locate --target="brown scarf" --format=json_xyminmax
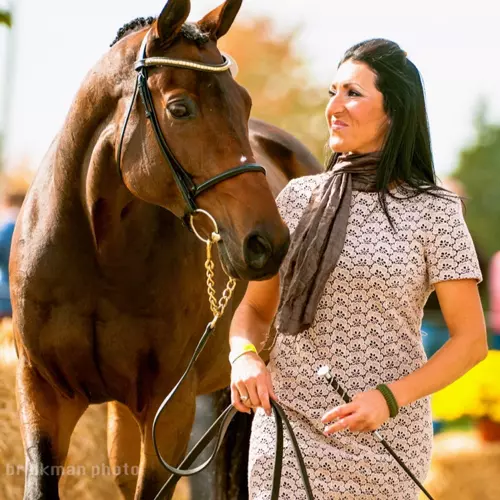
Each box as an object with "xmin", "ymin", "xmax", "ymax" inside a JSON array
[{"xmin": 275, "ymin": 152, "xmax": 380, "ymax": 335}]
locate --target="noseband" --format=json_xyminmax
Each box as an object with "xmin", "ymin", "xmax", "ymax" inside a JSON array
[{"xmin": 116, "ymin": 28, "xmax": 266, "ymax": 215}]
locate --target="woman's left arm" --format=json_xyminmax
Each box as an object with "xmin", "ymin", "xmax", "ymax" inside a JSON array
[
  {"xmin": 388, "ymin": 278, "xmax": 487, "ymax": 406},
  {"xmin": 323, "ymin": 278, "xmax": 487, "ymax": 434}
]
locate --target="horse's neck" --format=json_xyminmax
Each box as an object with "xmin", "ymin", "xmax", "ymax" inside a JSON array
[{"xmin": 50, "ymin": 50, "xmax": 151, "ymax": 261}]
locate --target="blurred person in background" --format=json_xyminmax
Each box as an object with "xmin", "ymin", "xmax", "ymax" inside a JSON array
[
  {"xmin": 0, "ymin": 191, "xmax": 24, "ymax": 317},
  {"xmin": 489, "ymin": 251, "xmax": 500, "ymax": 348},
  {"xmin": 228, "ymin": 38, "xmax": 487, "ymax": 499}
]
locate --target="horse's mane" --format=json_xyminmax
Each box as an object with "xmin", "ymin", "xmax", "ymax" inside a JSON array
[{"xmin": 110, "ymin": 16, "xmax": 211, "ymax": 47}]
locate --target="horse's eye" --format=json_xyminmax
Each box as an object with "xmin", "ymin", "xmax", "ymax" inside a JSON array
[{"xmin": 167, "ymin": 102, "xmax": 190, "ymax": 119}]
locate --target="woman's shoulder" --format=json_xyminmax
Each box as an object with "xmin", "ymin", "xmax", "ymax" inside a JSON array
[
  {"xmin": 277, "ymin": 172, "xmax": 328, "ymax": 207},
  {"xmin": 286, "ymin": 171, "xmax": 329, "ymax": 192},
  {"xmin": 392, "ymin": 184, "xmax": 462, "ymax": 210}
]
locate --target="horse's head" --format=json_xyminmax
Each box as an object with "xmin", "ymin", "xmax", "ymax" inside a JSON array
[{"xmin": 114, "ymin": 0, "xmax": 289, "ymax": 280}]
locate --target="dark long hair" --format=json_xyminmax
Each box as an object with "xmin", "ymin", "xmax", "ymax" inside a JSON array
[{"xmin": 327, "ymin": 38, "xmax": 449, "ymax": 222}]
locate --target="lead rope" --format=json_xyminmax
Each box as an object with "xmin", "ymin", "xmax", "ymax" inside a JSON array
[{"xmin": 152, "ymin": 210, "xmax": 313, "ymax": 500}]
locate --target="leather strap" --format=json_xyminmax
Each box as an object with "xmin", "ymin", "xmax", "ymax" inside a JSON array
[{"xmin": 152, "ymin": 322, "xmax": 314, "ymax": 500}]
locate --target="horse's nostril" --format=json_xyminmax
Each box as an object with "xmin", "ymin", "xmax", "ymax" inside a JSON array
[{"xmin": 244, "ymin": 233, "xmax": 273, "ymax": 270}]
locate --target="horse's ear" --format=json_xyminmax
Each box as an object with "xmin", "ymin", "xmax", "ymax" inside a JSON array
[
  {"xmin": 155, "ymin": 0, "xmax": 191, "ymax": 45},
  {"xmin": 198, "ymin": 0, "xmax": 242, "ymax": 40}
]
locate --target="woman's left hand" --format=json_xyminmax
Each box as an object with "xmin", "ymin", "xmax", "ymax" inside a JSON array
[{"xmin": 321, "ymin": 389, "xmax": 390, "ymax": 434}]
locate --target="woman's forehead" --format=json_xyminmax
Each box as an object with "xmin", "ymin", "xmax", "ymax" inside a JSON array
[{"xmin": 331, "ymin": 60, "xmax": 377, "ymax": 89}]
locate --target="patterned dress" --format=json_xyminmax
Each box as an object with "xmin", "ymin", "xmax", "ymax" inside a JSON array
[{"xmin": 248, "ymin": 173, "xmax": 482, "ymax": 499}]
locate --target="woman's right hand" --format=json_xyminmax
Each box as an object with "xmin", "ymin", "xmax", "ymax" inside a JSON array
[{"xmin": 230, "ymin": 352, "xmax": 277, "ymax": 416}]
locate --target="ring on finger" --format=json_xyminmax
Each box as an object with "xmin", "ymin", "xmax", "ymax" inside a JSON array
[{"xmin": 240, "ymin": 395, "xmax": 249, "ymax": 402}]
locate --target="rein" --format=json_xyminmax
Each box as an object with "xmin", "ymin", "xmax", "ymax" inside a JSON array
[{"xmin": 152, "ymin": 210, "xmax": 313, "ymax": 500}]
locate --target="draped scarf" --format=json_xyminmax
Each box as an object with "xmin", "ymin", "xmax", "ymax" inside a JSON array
[{"xmin": 275, "ymin": 152, "xmax": 381, "ymax": 335}]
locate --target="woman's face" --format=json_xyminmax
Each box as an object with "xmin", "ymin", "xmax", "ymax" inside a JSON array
[{"xmin": 326, "ymin": 60, "xmax": 389, "ymax": 154}]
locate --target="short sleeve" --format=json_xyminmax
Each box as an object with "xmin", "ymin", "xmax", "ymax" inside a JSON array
[
  {"xmin": 425, "ymin": 195, "xmax": 482, "ymax": 286},
  {"xmin": 275, "ymin": 181, "xmax": 295, "ymax": 220},
  {"xmin": 274, "ymin": 174, "xmax": 326, "ymax": 235}
]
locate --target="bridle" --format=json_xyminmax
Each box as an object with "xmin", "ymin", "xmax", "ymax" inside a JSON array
[{"xmin": 116, "ymin": 28, "xmax": 266, "ymax": 216}]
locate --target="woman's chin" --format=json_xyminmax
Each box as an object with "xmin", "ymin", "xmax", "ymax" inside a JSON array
[{"xmin": 329, "ymin": 137, "xmax": 350, "ymax": 153}]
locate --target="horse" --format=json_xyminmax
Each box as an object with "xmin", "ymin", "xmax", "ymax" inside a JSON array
[{"xmin": 10, "ymin": 1, "xmax": 323, "ymax": 499}]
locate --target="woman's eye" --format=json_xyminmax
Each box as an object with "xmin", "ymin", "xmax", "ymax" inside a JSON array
[
  {"xmin": 348, "ymin": 90, "xmax": 361, "ymax": 97},
  {"xmin": 167, "ymin": 102, "xmax": 190, "ymax": 118},
  {"xmin": 328, "ymin": 90, "xmax": 336, "ymax": 97}
]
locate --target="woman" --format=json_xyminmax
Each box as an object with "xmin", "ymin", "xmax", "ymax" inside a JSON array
[{"xmin": 229, "ymin": 38, "xmax": 487, "ymax": 499}]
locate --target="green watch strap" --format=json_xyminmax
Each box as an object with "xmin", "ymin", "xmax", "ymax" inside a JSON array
[{"xmin": 376, "ymin": 384, "xmax": 399, "ymax": 418}]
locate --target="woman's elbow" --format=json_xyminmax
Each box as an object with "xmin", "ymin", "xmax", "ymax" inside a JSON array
[{"xmin": 472, "ymin": 333, "xmax": 488, "ymax": 364}]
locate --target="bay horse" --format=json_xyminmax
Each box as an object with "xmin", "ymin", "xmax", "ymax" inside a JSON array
[{"xmin": 10, "ymin": 1, "xmax": 322, "ymax": 499}]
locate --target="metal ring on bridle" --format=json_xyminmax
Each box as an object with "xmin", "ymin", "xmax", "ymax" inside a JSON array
[{"xmin": 189, "ymin": 209, "xmax": 221, "ymax": 244}]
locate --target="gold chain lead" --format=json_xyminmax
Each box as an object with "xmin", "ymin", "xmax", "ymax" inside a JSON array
[{"xmin": 205, "ymin": 235, "xmax": 237, "ymax": 328}]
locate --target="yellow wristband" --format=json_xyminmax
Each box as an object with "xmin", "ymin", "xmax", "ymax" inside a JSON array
[{"xmin": 229, "ymin": 343, "xmax": 258, "ymax": 365}]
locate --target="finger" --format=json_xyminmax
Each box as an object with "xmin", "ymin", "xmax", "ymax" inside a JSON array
[
  {"xmin": 257, "ymin": 383, "xmax": 272, "ymax": 416},
  {"xmin": 267, "ymin": 373, "xmax": 278, "ymax": 402},
  {"xmin": 362, "ymin": 421, "xmax": 380, "ymax": 432},
  {"xmin": 235, "ymin": 380, "xmax": 260, "ymax": 408},
  {"xmin": 231, "ymin": 385, "xmax": 251, "ymax": 414},
  {"xmin": 235, "ymin": 380, "xmax": 250, "ymax": 401},
  {"xmin": 324, "ymin": 415, "xmax": 359, "ymax": 435},
  {"xmin": 246, "ymin": 382, "xmax": 262, "ymax": 408},
  {"xmin": 321, "ymin": 402, "xmax": 357, "ymax": 424}
]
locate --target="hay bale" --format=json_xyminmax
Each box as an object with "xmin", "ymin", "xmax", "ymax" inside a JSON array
[
  {"xmin": 423, "ymin": 431, "xmax": 500, "ymax": 500},
  {"xmin": 0, "ymin": 319, "xmax": 190, "ymax": 499}
]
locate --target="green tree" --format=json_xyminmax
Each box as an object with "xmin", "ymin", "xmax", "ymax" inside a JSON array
[
  {"xmin": 1, "ymin": 6, "xmax": 13, "ymax": 172},
  {"xmin": 0, "ymin": 9, "xmax": 12, "ymax": 28},
  {"xmin": 453, "ymin": 103, "xmax": 500, "ymax": 259}
]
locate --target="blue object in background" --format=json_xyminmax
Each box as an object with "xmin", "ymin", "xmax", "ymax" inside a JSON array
[
  {"xmin": 421, "ymin": 317, "xmax": 449, "ymax": 359},
  {"xmin": 0, "ymin": 220, "xmax": 16, "ymax": 317},
  {"xmin": 490, "ymin": 334, "xmax": 500, "ymax": 350},
  {"xmin": 421, "ymin": 316, "xmax": 450, "ymax": 434}
]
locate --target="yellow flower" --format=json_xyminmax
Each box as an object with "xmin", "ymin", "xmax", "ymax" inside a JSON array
[{"xmin": 431, "ymin": 350, "xmax": 500, "ymax": 422}]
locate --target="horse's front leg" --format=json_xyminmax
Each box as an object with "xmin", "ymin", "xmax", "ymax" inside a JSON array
[
  {"xmin": 107, "ymin": 401, "xmax": 141, "ymax": 499},
  {"xmin": 134, "ymin": 371, "xmax": 197, "ymax": 500},
  {"xmin": 16, "ymin": 355, "xmax": 88, "ymax": 500}
]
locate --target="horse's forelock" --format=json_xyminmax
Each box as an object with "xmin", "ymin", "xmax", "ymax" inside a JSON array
[
  {"xmin": 180, "ymin": 23, "xmax": 211, "ymax": 46},
  {"xmin": 110, "ymin": 17, "xmax": 211, "ymax": 48}
]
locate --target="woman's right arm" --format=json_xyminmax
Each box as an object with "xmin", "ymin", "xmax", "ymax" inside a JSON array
[{"xmin": 229, "ymin": 274, "xmax": 280, "ymax": 416}]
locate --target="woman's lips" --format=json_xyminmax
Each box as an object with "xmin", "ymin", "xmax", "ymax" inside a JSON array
[{"xmin": 331, "ymin": 120, "xmax": 348, "ymax": 131}]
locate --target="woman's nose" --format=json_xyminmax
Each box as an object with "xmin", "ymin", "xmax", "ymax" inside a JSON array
[{"xmin": 326, "ymin": 95, "xmax": 345, "ymax": 121}]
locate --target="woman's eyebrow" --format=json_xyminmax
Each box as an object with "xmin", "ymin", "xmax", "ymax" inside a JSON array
[{"xmin": 330, "ymin": 81, "xmax": 365, "ymax": 91}]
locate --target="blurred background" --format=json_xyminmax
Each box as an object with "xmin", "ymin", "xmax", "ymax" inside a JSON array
[{"xmin": 1, "ymin": 0, "xmax": 500, "ymax": 499}]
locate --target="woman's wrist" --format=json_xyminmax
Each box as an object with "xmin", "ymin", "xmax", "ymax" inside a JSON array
[
  {"xmin": 230, "ymin": 333, "xmax": 264, "ymax": 353},
  {"xmin": 229, "ymin": 342, "xmax": 258, "ymax": 365},
  {"xmin": 386, "ymin": 380, "xmax": 412, "ymax": 408}
]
